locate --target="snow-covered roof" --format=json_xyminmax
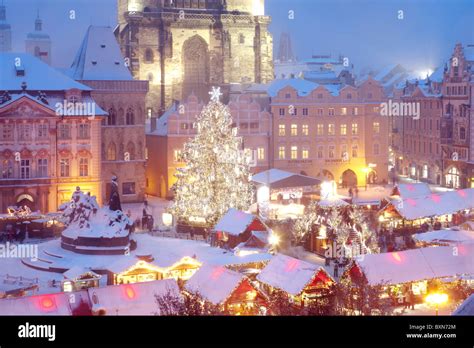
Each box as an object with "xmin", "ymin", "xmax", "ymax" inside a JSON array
[
  {"xmin": 252, "ymin": 169, "xmax": 321, "ymax": 189},
  {"xmin": 413, "ymin": 229, "xmax": 474, "ymax": 244},
  {"xmin": 0, "ymin": 293, "xmax": 72, "ymax": 315},
  {"xmin": 391, "ymin": 183, "xmax": 432, "ymax": 199},
  {"xmin": 318, "ymin": 198, "xmax": 349, "ymax": 207},
  {"xmin": 0, "ymin": 53, "xmax": 92, "ymax": 91},
  {"xmin": 387, "ymin": 188, "xmax": 474, "ymax": 220},
  {"xmin": 354, "ymin": 245, "xmax": 474, "ymax": 286},
  {"xmin": 267, "ymin": 78, "xmax": 319, "ymax": 97},
  {"xmin": 146, "ymin": 103, "xmax": 177, "ymax": 136},
  {"xmin": 453, "ymin": 294, "xmax": 474, "ymax": 316},
  {"xmin": 429, "ymin": 66, "xmax": 444, "ymax": 83},
  {"xmin": 213, "ymin": 208, "xmax": 259, "ymax": 236},
  {"xmin": 63, "ymin": 266, "xmax": 101, "ymax": 281},
  {"xmin": 257, "ymin": 254, "xmax": 333, "ymax": 296},
  {"xmin": 67, "ymin": 26, "xmax": 133, "ymax": 81},
  {"xmin": 185, "ymin": 264, "xmax": 246, "ymax": 305},
  {"xmin": 88, "ymin": 279, "xmax": 181, "ymax": 315}
]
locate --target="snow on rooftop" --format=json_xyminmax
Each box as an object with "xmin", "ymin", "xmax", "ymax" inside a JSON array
[
  {"xmin": 355, "ymin": 245, "xmax": 474, "ymax": 286},
  {"xmin": 68, "ymin": 26, "xmax": 133, "ymax": 81},
  {"xmin": 213, "ymin": 208, "xmax": 259, "ymax": 236},
  {"xmin": 185, "ymin": 264, "xmax": 245, "ymax": 305},
  {"xmin": 453, "ymin": 294, "xmax": 474, "ymax": 315},
  {"xmin": 413, "ymin": 229, "xmax": 474, "ymax": 244},
  {"xmin": 257, "ymin": 254, "xmax": 331, "ymax": 296},
  {"xmin": 0, "ymin": 53, "xmax": 92, "ymax": 91},
  {"xmin": 63, "ymin": 266, "xmax": 100, "ymax": 281},
  {"xmin": 389, "ymin": 188, "xmax": 474, "ymax": 220},
  {"xmin": 88, "ymin": 279, "xmax": 181, "ymax": 315},
  {"xmin": 267, "ymin": 78, "xmax": 321, "ymax": 97},
  {"xmin": 391, "ymin": 183, "xmax": 432, "ymax": 199},
  {"xmin": 0, "ymin": 293, "xmax": 72, "ymax": 315},
  {"xmin": 251, "ymin": 169, "xmax": 294, "ymax": 185}
]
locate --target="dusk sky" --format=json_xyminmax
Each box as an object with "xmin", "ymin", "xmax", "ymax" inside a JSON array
[{"xmin": 3, "ymin": 0, "xmax": 474, "ymax": 73}]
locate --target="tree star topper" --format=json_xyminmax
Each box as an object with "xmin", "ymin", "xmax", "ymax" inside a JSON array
[{"xmin": 209, "ymin": 86, "xmax": 223, "ymax": 102}]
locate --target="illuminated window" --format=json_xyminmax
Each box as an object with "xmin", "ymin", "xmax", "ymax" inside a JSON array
[
  {"xmin": 328, "ymin": 108, "xmax": 335, "ymax": 116},
  {"xmin": 79, "ymin": 158, "xmax": 89, "ymax": 177},
  {"xmin": 291, "ymin": 124, "xmax": 298, "ymax": 136},
  {"xmin": 107, "ymin": 143, "xmax": 117, "ymax": 161},
  {"xmin": 278, "ymin": 146, "xmax": 285, "ymax": 159},
  {"xmin": 78, "ymin": 123, "xmax": 90, "ymax": 139},
  {"xmin": 340, "ymin": 124, "xmax": 347, "ymax": 135},
  {"xmin": 317, "ymin": 124, "xmax": 324, "ymax": 136},
  {"xmin": 257, "ymin": 147, "xmax": 265, "ymax": 160},
  {"xmin": 302, "ymin": 146, "xmax": 309, "ymax": 159},
  {"xmin": 373, "ymin": 122, "xmax": 380, "ymax": 134},
  {"xmin": 291, "ymin": 146, "xmax": 298, "ymax": 159},
  {"xmin": 302, "ymin": 124, "xmax": 309, "ymax": 136},
  {"xmin": 174, "ymin": 149, "xmax": 182, "ymax": 162},
  {"xmin": 279, "ymin": 124, "xmax": 286, "ymax": 136},
  {"xmin": 341, "ymin": 145, "xmax": 348, "ymax": 160},
  {"xmin": 340, "ymin": 107, "xmax": 347, "ymax": 115},
  {"xmin": 60, "ymin": 159, "xmax": 70, "ymax": 177},
  {"xmin": 353, "ymin": 107, "xmax": 358, "ymax": 116},
  {"xmin": 352, "ymin": 123, "xmax": 358, "ymax": 135},
  {"xmin": 328, "ymin": 124, "xmax": 335, "ymax": 136}
]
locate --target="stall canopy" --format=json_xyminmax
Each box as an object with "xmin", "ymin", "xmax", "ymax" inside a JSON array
[
  {"xmin": 382, "ymin": 188, "xmax": 474, "ymax": 220},
  {"xmin": 87, "ymin": 279, "xmax": 181, "ymax": 315},
  {"xmin": 413, "ymin": 229, "xmax": 474, "ymax": 245},
  {"xmin": 252, "ymin": 169, "xmax": 321, "ymax": 189},
  {"xmin": 185, "ymin": 264, "xmax": 251, "ymax": 305},
  {"xmin": 0, "ymin": 292, "xmax": 72, "ymax": 315},
  {"xmin": 453, "ymin": 294, "xmax": 474, "ymax": 316},
  {"xmin": 256, "ymin": 254, "xmax": 334, "ymax": 296},
  {"xmin": 351, "ymin": 244, "xmax": 474, "ymax": 286},
  {"xmin": 213, "ymin": 209, "xmax": 267, "ymax": 236}
]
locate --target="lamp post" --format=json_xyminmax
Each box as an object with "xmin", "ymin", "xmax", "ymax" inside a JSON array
[{"xmin": 425, "ymin": 292, "xmax": 448, "ymax": 316}]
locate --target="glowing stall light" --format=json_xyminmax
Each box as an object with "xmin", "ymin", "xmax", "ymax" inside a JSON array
[
  {"xmin": 321, "ymin": 181, "xmax": 337, "ymax": 199},
  {"xmin": 124, "ymin": 285, "xmax": 137, "ymax": 300},
  {"xmin": 318, "ymin": 225, "xmax": 327, "ymax": 239},
  {"xmin": 425, "ymin": 292, "xmax": 448, "ymax": 316},
  {"xmin": 162, "ymin": 212, "xmax": 173, "ymax": 227},
  {"xmin": 35, "ymin": 295, "xmax": 56, "ymax": 312},
  {"xmin": 268, "ymin": 232, "xmax": 280, "ymax": 246},
  {"xmin": 257, "ymin": 185, "xmax": 270, "ymax": 204}
]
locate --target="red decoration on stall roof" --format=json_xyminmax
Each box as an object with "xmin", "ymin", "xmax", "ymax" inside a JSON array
[
  {"xmin": 211, "ymin": 266, "xmax": 226, "ymax": 280},
  {"xmin": 457, "ymin": 190, "xmax": 466, "ymax": 198},
  {"xmin": 124, "ymin": 285, "xmax": 136, "ymax": 300},
  {"xmin": 285, "ymin": 258, "xmax": 300, "ymax": 272},
  {"xmin": 390, "ymin": 252, "xmax": 402, "ymax": 263},
  {"xmin": 406, "ymin": 198, "xmax": 417, "ymax": 207},
  {"xmin": 430, "ymin": 194, "xmax": 441, "ymax": 203},
  {"xmin": 35, "ymin": 295, "xmax": 56, "ymax": 312}
]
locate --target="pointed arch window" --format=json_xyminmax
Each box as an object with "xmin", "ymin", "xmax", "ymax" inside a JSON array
[
  {"xmin": 107, "ymin": 143, "xmax": 117, "ymax": 161},
  {"xmin": 108, "ymin": 108, "xmax": 117, "ymax": 125},
  {"xmin": 126, "ymin": 142, "xmax": 136, "ymax": 160},
  {"xmin": 126, "ymin": 108, "xmax": 135, "ymax": 125}
]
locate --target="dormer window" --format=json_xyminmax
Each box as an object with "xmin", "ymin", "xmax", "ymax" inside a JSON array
[
  {"xmin": 92, "ymin": 61, "xmax": 97, "ymax": 65},
  {"xmin": 101, "ymin": 44, "xmax": 106, "ymax": 48}
]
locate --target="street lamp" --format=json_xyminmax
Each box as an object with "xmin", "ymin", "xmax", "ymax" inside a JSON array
[{"xmin": 425, "ymin": 292, "xmax": 448, "ymax": 316}]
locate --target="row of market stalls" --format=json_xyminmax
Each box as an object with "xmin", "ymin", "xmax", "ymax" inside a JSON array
[
  {"xmin": 378, "ymin": 183, "xmax": 474, "ymax": 233},
  {"xmin": 344, "ymin": 244, "xmax": 474, "ymax": 304},
  {"xmin": 0, "ymin": 252, "xmax": 336, "ymax": 316}
]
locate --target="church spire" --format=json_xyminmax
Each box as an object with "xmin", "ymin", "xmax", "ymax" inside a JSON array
[
  {"xmin": 0, "ymin": 0, "xmax": 7, "ymax": 22},
  {"xmin": 35, "ymin": 9, "xmax": 42, "ymax": 31}
]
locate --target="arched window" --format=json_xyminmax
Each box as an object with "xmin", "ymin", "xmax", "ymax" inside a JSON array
[
  {"xmin": 107, "ymin": 108, "xmax": 117, "ymax": 125},
  {"xmin": 147, "ymin": 73, "xmax": 154, "ymax": 83},
  {"xmin": 118, "ymin": 108, "xmax": 125, "ymax": 125},
  {"xmin": 126, "ymin": 142, "xmax": 136, "ymax": 161},
  {"xmin": 126, "ymin": 108, "xmax": 135, "ymax": 125},
  {"xmin": 107, "ymin": 143, "xmax": 117, "ymax": 161},
  {"xmin": 34, "ymin": 46, "xmax": 41, "ymax": 57},
  {"xmin": 460, "ymin": 127, "xmax": 466, "ymax": 140},
  {"xmin": 138, "ymin": 141, "xmax": 143, "ymax": 159},
  {"xmin": 239, "ymin": 34, "xmax": 245, "ymax": 44},
  {"xmin": 145, "ymin": 48, "xmax": 154, "ymax": 63}
]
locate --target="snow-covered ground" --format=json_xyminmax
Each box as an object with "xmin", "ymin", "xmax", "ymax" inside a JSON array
[{"xmin": 122, "ymin": 195, "xmax": 172, "ymax": 228}]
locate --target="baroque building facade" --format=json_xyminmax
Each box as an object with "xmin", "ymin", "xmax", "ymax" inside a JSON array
[
  {"xmin": 67, "ymin": 26, "xmax": 149, "ymax": 203},
  {"xmin": 0, "ymin": 53, "xmax": 104, "ymax": 213},
  {"xmin": 115, "ymin": 0, "xmax": 273, "ymax": 115}
]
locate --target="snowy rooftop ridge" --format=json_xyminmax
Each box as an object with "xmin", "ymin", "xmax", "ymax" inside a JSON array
[
  {"xmin": 67, "ymin": 26, "xmax": 133, "ymax": 81},
  {"xmin": 213, "ymin": 208, "xmax": 260, "ymax": 236},
  {"xmin": 453, "ymin": 294, "xmax": 474, "ymax": 315},
  {"xmin": 257, "ymin": 254, "xmax": 333, "ymax": 296},
  {"xmin": 185, "ymin": 264, "xmax": 246, "ymax": 305},
  {"xmin": 0, "ymin": 53, "xmax": 92, "ymax": 91}
]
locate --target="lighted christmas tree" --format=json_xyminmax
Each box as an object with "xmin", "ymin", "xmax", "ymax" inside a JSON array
[{"xmin": 171, "ymin": 87, "xmax": 254, "ymax": 226}]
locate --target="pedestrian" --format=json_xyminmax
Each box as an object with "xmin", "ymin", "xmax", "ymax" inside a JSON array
[
  {"xmin": 348, "ymin": 187, "xmax": 353, "ymax": 198},
  {"xmin": 355, "ymin": 187, "xmax": 359, "ymax": 198},
  {"xmin": 408, "ymin": 288, "xmax": 415, "ymax": 310},
  {"xmin": 333, "ymin": 260, "xmax": 339, "ymax": 278}
]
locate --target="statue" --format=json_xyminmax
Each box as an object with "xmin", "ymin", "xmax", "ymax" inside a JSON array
[{"xmin": 109, "ymin": 176, "xmax": 122, "ymax": 212}]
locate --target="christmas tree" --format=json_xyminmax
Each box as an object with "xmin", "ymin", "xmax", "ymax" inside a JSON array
[{"xmin": 171, "ymin": 87, "xmax": 254, "ymax": 226}]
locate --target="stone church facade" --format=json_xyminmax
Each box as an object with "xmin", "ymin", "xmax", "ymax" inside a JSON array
[{"xmin": 115, "ymin": 0, "xmax": 273, "ymax": 115}]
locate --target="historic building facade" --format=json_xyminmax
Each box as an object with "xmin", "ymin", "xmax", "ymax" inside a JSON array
[
  {"xmin": 269, "ymin": 77, "xmax": 389, "ymax": 187},
  {"xmin": 115, "ymin": 0, "xmax": 273, "ymax": 115},
  {"xmin": 146, "ymin": 93, "xmax": 271, "ymax": 198},
  {"xmin": 392, "ymin": 43, "xmax": 474, "ymax": 189},
  {"xmin": 0, "ymin": 53, "xmax": 104, "ymax": 213},
  {"xmin": 25, "ymin": 13, "xmax": 52, "ymax": 65},
  {"xmin": 67, "ymin": 26, "xmax": 149, "ymax": 203},
  {"xmin": 391, "ymin": 79, "xmax": 444, "ymax": 185}
]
